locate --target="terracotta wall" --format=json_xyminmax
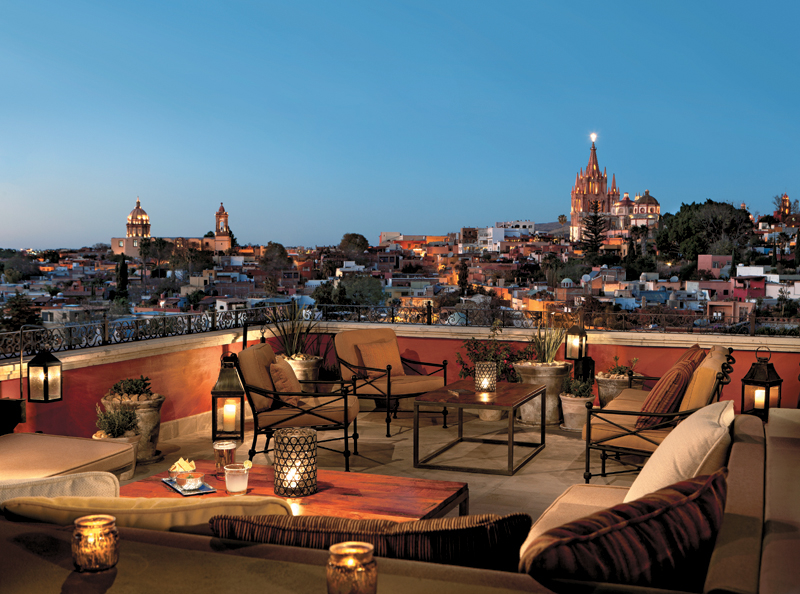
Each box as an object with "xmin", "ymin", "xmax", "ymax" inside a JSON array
[{"xmin": 4, "ymin": 332, "xmax": 798, "ymax": 437}]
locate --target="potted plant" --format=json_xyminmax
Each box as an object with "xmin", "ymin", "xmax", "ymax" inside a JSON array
[
  {"xmin": 101, "ymin": 376, "xmax": 165, "ymax": 464},
  {"xmin": 595, "ymin": 356, "xmax": 644, "ymax": 407},
  {"xmin": 93, "ymin": 403, "xmax": 141, "ymax": 478},
  {"xmin": 268, "ymin": 302, "xmax": 325, "ymax": 390},
  {"xmin": 559, "ymin": 376, "xmax": 595, "ymax": 432},
  {"xmin": 513, "ymin": 313, "xmax": 571, "ymax": 426}
]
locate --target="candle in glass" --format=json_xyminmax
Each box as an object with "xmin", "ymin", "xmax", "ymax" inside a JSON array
[
  {"xmin": 72, "ymin": 515, "xmax": 119, "ymax": 572},
  {"xmin": 754, "ymin": 388, "xmax": 766, "ymax": 409},
  {"xmin": 222, "ymin": 399, "xmax": 237, "ymax": 432},
  {"xmin": 326, "ymin": 541, "xmax": 377, "ymax": 594}
]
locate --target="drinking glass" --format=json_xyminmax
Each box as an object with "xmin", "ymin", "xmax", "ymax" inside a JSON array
[
  {"xmin": 224, "ymin": 463, "xmax": 249, "ymax": 495},
  {"xmin": 213, "ymin": 440, "xmax": 236, "ymax": 478}
]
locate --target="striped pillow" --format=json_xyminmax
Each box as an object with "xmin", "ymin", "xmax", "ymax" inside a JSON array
[
  {"xmin": 519, "ymin": 469, "xmax": 728, "ymax": 591},
  {"xmin": 210, "ymin": 513, "xmax": 532, "ymax": 571},
  {"xmin": 677, "ymin": 344, "xmax": 707, "ymax": 368},
  {"xmin": 636, "ymin": 360, "xmax": 695, "ymax": 429}
]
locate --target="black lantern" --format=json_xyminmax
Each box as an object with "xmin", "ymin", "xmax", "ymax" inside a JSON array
[
  {"xmin": 26, "ymin": 350, "xmax": 63, "ymax": 403},
  {"xmin": 565, "ymin": 325, "xmax": 587, "ymax": 361},
  {"xmin": 740, "ymin": 347, "xmax": 782, "ymax": 421},
  {"xmin": 211, "ymin": 353, "xmax": 246, "ymax": 442}
]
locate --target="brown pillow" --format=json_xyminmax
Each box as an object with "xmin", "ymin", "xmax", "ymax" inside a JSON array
[
  {"xmin": 520, "ymin": 468, "xmax": 728, "ymax": 591},
  {"xmin": 356, "ymin": 340, "xmax": 405, "ymax": 378},
  {"xmin": 269, "ymin": 357, "xmax": 303, "ymax": 407},
  {"xmin": 676, "ymin": 344, "xmax": 707, "ymax": 367},
  {"xmin": 636, "ymin": 360, "xmax": 695, "ymax": 429},
  {"xmin": 210, "ymin": 513, "xmax": 532, "ymax": 572}
]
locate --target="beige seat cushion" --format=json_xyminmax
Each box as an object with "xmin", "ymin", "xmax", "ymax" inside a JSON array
[
  {"xmin": 353, "ymin": 375, "xmax": 446, "ymax": 397},
  {"xmin": 334, "ymin": 328, "xmax": 401, "ymax": 380},
  {"xmin": 0, "ymin": 472, "xmax": 119, "ymax": 504},
  {"xmin": 238, "ymin": 343, "xmax": 278, "ymax": 412},
  {"xmin": 519, "ymin": 484, "xmax": 629, "ymax": 559},
  {"xmin": 1, "ymin": 495, "xmax": 292, "ymax": 531},
  {"xmin": 255, "ymin": 395, "xmax": 360, "ymax": 429},
  {"xmin": 624, "ymin": 400, "xmax": 734, "ymax": 502},
  {"xmin": 679, "ymin": 351, "xmax": 728, "ymax": 412},
  {"xmin": 582, "ymin": 389, "xmax": 671, "ymax": 452},
  {"xmin": 0, "ymin": 433, "xmax": 135, "ymax": 480}
]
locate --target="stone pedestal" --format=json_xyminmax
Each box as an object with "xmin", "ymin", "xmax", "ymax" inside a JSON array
[{"xmin": 513, "ymin": 362, "xmax": 571, "ymax": 426}]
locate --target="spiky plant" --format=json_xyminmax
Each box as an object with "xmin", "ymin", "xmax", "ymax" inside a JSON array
[
  {"xmin": 530, "ymin": 314, "xmax": 567, "ymax": 364},
  {"xmin": 268, "ymin": 301, "xmax": 320, "ymax": 358}
]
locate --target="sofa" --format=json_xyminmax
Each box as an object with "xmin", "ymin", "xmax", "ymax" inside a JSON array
[{"xmin": 1, "ymin": 409, "xmax": 798, "ymax": 593}]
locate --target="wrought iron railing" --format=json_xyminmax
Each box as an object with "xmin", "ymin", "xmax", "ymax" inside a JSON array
[{"xmin": 1, "ymin": 304, "xmax": 797, "ymax": 361}]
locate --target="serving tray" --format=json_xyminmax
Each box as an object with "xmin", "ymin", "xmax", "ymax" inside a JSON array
[{"xmin": 161, "ymin": 477, "xmax": 216, "ymax": 497}]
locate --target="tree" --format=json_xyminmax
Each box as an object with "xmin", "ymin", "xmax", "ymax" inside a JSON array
[
  {"xmin": 457, "ymin": 260, "xmax": 469, "ymax": 296},
  {"xmin": 338, "ymin": 233, "xmax": 370, "ymax": 260},
  {"xmin": 186, "ymin": 289, "xmax": 205, "ymax": 309},
  {"xmin": 109, "ymin": 297, "xmax": 131, "ymax": 319},
  {"xmin": 138, "ymin": 238, "xmax": 152, "ymax": 289},
  {"xmin": 151, "ymin": 238, "xmax": 173, "ymax": 279},
  {"xmin": 772, "ymin": 193, "xmax": 800, "ymax": 215},
  {"xmin": 116, "ymin": 259, "xmax": 129, "ymax": 298},
  {"xmin": 260, "ymin": 242, "xmax": 291, "ymax": 293},
  {"xmin": 3, "ymin": 268, "xmax": 23, "ymax": 284},
  {"xmin": 92, "ymin": 242, "xmax": 111, "ymax": 252},
  {"xmin": 339, "ymin": 275, "xmax": 384, "ymax": 305},
  {"xmin": 228, "ymin": 228, "xmax": 239, "ymax": 249},
  {"xmin": 558, "ymin": 214, "xmax": 567, "ymax": 228},
  {"xmin": 1, "ymin": 291, "xmax": 40, "ymax": 331},
  {"xmin": 204, "ymin": 231, "xmax": 214, "ymax": 237},
  {"xmin": 581, "ymin": 200, "xmax": 607, "ymax": 255},
  {"xmin": 795, "ymin": 236, "xmax": 800, "ymax": 268}
]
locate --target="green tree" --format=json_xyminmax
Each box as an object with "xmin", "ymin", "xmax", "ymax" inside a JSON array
[
  {"xmin": 340, "ymin": 275, "xmax": 384, "ymax": 305},
  {"xmin": 186, "ymin": 289, "xmax": 205, "ymax": 309},
  {"xmin": 228, "ymin": 228, "xmax": 239, "ymax": 249},
  {"xmin": 795, "ymin": 236, "xmax": 800, "ymax": 268},
  {"xmin": 108, "ymin": 297, "xmax": 131, "ymax": 319},
  {"xmin": 138, "ymin": 237, "xmax": 152, "ymax": 289},
  {"xmin": 339, "ymin": 233, "xmax": 369, "ymax": 256},
  {"xmin": 581, "ymin": 200, "xmax": 607, "ymax": 255},
  {"xmin": 3, "ymin": 268, "xmax": 23, "ymax": 284},
  {"xmin": 151, "ymin": 238, "xmax": 173, "ymax": 279},
  {"xmin": 558, "ymin": 214, "xmax": 567, "ymax": 228},
  {"xmin": 457, "ymin": 260, "xmax": 469, "ymax": 296},
  {"xmin": 2, "ymin": 291, "xmax": 41, "ymax": 331},
  {"xmin": 204, "ymin": 231, "xmax": 214, "ymax": 237},
  {"xmin": 260, "ymin": 241, "xmax": 291, "ymax": 293},
  {"xmin": 116, "ymin": 259, "xmax": 129, "ymax": 298}
]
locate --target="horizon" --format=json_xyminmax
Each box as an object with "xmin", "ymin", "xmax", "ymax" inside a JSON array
[{"xmin": 2, "ymin": 1, "xmax": 798, "ymax": 250}]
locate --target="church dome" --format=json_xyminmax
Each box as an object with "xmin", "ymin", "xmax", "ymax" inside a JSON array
[
  {"xmin": 636, "ymin": 190, "xmax": 659, "ymax": 206},
  {"xmin": 127, "ymin": 198, "xmax": 149, "ymax": 224}
]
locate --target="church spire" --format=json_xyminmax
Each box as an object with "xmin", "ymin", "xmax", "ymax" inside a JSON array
[{"xmin": 586, "ymin": 142, "xmax": 600, "ymax": 175}]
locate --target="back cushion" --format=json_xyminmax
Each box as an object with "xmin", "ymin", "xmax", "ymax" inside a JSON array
[
  {"xmin": 356, "ymin": 340, "xmax": 405, "ymax": 377},
  {"xmin": 636, "ymin": 360, "xmax": 695, "ymax": 429},
  {"xmin": 679, "ymin": 352, "xmax": 728, "ymax": 412},
  {"xmin": 238, "ymin": 344, "xmax": 278, "ymax": 413}
]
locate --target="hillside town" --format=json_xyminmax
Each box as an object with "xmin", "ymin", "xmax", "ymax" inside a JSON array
[{"xmin": 2, "ymin": 142, "xmax": 799, "ymax": 333}]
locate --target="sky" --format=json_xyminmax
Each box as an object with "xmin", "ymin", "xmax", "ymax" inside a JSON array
[{"xmin": 1, "ymin": 1, "xmax": 798, "ymax": 250}]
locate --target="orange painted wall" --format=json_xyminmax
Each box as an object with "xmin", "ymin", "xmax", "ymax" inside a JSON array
[{"xmin": 4, "ymin": 333, "xmax": 798, "ymax": 437}]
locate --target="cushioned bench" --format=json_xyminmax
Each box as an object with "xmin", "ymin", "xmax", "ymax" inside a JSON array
[{"xmin": 0, "ymin": 433, "xmax": 136, "ymax": 481}]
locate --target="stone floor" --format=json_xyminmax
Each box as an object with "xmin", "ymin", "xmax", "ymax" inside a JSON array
[{"xmin": 123, "ymin": 409, "xmax": 636, "ymax": 520}]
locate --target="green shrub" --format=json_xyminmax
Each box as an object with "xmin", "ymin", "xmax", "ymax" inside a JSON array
[
  {"xmin": 96, "ymin": 404, "xmax": 139, "ymax": 437},
  {"xmin": 109, "ymin": 376, "xmax": 152, "ymax": 396}
]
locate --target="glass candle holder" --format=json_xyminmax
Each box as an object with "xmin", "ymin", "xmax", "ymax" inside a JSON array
[
  {"xmin": 475, "ymin": 361, "xmax": 497, "ymax": 392},
  {"xmin": 273, "ymin": 428, "xmax": 317, "ymax": 497},
  {"xmin": 72, "ymin": 514, "xmax": 119, "ymax": 572},
  {"xmin": 326, "ymin": 541, "xmax": 377, "ymax": 594}
]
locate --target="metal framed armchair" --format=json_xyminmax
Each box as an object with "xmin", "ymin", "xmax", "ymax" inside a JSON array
[
  {"xmin": 583, "ymin": 347, "xmax": 734, "ymax": 483},
  {"xmin": 333, "ymin": 328, "xmax": 447, "ymax": 437},
  {"xmin": 234, "ymin": 342, "xmax": 359, "ymax": 471}
]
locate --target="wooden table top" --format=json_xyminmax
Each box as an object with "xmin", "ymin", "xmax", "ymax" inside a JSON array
[
  {"xmin": 415, "ymin": 378, "xmax": 545, "ymax": 408},
  {"xmin": 120, "ymin": 459, "xmax": 468, "ymax": 523}
]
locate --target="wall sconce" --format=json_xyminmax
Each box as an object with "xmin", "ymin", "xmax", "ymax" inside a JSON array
[
  {"xmin": 741, "ymin": 346, "xmax": 782, "ymax": 421},
  {"xmin": 326, "ymin": 541, "xmax": 378, "ymax": 594},
  {"xmin": 274, "ymin": 428, "xmax": 317, "ymax": 497},
  {"xmin": 475, "ymin": 362, "xmax": 496, "ymax": 392},
  {"xmin": 211, "ymin": 353, "xmax": 245, "ymax": 443},
  {"xmin": 19, "ymin": 325, "xmax": 62, "ymax": 403},
  {"xmin": 72, "ymin": 514, "xmax": 120, "ymax": 572}
]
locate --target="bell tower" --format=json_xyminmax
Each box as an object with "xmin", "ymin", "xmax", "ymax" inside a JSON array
[{"xmin": 214, "ymin": 202, "xmax": 232, "ymax": 253}]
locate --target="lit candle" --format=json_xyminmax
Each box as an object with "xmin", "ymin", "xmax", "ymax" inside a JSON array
[
  {"xmin": 72, "ymin": 515, "xmax": 119, "ymax": 572},
  {"xmin": 223, "ymin": 399, "xmax": 237, "ymax": 432},
  {"xmin": 754, "ymin": 388, "xmax": 766, "ymax": 409},
  {"xmin": 480, "ymin": 377, "xmax": 490, "ymax": 391},
  {"xmin": 327, "ymin": 541, "xmax": 377, "ymax": 594}
]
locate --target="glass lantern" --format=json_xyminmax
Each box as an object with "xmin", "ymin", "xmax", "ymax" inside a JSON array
[
  {"xmin": 211, "ymin": 354, "xmax": 245, "ymax": 443},
  {"xmin": 740, "ymin": 347, "xmax": 782, "ymax": 421},
  {"xmin": 27, "ymin": 350, "xmax": 63, "ymax": 403},
  {"xmin": 474, "ymin": 362, "xmax": 497, "ymax": 392}
]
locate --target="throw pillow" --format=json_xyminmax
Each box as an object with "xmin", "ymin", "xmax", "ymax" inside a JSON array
[
  {"xmin": 635, "ymin": 360, "xmax": 695, "ymax": 429},
  {"xmin": 624, "ymin": 401, "xmax": 734, "ymax": 502},
  {"xmin": 679, "ymin": 352, "xmax": 729, "ymax": 412},
  {"xmin": 676, "ymin": 344, "xmax": 707, "ymax": 368},
  {"xmin": 355, "ymin": 340, "xmax": 405, "ymax": 378},
  {"xmin": 520, "ymin": 469, "xmax": 728, "ymax": 591},
  {"xmin": 1, "ymin": 495, "xmax": 292, "ymax": 531},
  {"xmin": 269, "ymin": 357, "xmax": 303, "ymax": 407},
  {"xmin": 210, "ymin": 512, "xmax": 532, "ymax": 572}
]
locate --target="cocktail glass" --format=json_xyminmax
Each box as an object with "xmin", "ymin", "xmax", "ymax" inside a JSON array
[{"xmin": 224, "ymin": 463, "xmax": 249, "ymax": 495}]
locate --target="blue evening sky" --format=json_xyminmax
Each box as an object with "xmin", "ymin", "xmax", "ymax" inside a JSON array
[{"xmin": 1, "ymin": 1, "xmax": 798, "ymax": 249}]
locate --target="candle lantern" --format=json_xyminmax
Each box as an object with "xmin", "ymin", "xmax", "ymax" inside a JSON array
[
  {"xmin": 326, "ymin": 541, "xmax": 378, "ymax": 594},
  {"xmin": 741, "ymin": 347, "xmax": 782, "ymax": 421},
  {"xmin": 211, "ymin": 354, "xmax": 245, "ymax": 443},
  {"xmin": 474, "ymin": 362, "xmax": 496, "ymax": 392},
  {"xmin": 564, "ymin": 325, "xmax": 587, "ymax": 361},
  {"xmin": 72, "ymin": 514, "xmax": 119, "ymax": 572},
  {"xmin": 26, "ymin": 350, "xmax": 63, "ymax": 403},
  {"xmin": 274, "ymin": 427, "xmax": 317, "ymax": 497}
]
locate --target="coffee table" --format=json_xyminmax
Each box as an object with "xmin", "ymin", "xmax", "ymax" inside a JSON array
[
  {"xmin": 413, "ymin": 379, "xmax": 546, "ymax": 476},
  {"xmin": 121, "ymin": 459, "xmax": 469, "ymax": 522}
]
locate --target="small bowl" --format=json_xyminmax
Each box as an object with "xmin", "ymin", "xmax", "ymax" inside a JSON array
[{"xmin": 175, "ymin": 472, "xmax": 204, "ymax": 490}]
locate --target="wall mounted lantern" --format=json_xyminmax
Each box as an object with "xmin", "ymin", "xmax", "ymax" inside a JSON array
[{"xmin": 20, "ymin": 325, "xmax": 62, "ymax": 403}]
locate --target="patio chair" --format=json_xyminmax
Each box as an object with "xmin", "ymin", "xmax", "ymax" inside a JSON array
[
  {"xmin": 334, "ymin": 328, "xmax": 447, "ymax": 437},
  {"xmin": 583, "ymin": 346, "xmax": 734, "ymax": 483},
  {"xmin": 234, "ymin": 342, "xmax": 359, "ymax": 471}
]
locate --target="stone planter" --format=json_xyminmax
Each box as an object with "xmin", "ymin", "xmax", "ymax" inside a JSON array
[
  {"xmin": 595, "ymin": 374, "xmax": 645, "ymax": 408},
  {"xmin": 513, "ymin": 361, "xmax": 571, "ymax": 426},
  {"xmin": 93, "ymin": 432, "xmax": 140, "ymax": 480},
  {"xmin": 102, "ymin": 394, "xmax": 165, "ymax": 465},
  {"xmin": 285, "ymin": 357, "xmax": 323, "ymax": 393},
  {"xmin": 478, "ymin": 408, "xmax": 507, "ymax": 422},
  {"xmin": 559, "ymin": 393, "xmax": 595, "ymax": 432}
]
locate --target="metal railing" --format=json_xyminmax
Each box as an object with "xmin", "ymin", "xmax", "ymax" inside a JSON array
[{"xmin": 2, "ymin": 304, "xmax": 798, "ymax": 360}]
